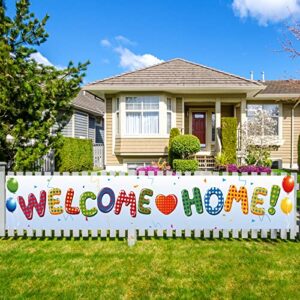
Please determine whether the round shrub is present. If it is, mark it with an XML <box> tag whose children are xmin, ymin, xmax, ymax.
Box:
<box><xmin>171</xmin><ymin>134</ymin><xmax>200</xmax><ymax>159</ymax></box>
<box><xmin>173</xmin><ymin>159</ymin><xmax>199</xmax><ymax>172</ymax></box>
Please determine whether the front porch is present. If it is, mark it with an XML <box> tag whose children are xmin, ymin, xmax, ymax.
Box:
<box><xmin>183</xmin><ymin>98</ymin><xmax>246</xmax><ymax>169</ymax></box>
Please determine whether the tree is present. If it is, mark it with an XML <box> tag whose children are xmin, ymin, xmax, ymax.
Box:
<box><xmin>240</xmin><ymin>108</ymin><xmax>278</xmax><ymax>166</ymax></box>
<box><xmin>282</xmin><ymin>22</ymin><xmax>300</xmax><ymax>58</ymax></box>
<box><xmin>0</xmin><ymin>0</ymin><xmax>88</xmax><ymax>170</ymax></box>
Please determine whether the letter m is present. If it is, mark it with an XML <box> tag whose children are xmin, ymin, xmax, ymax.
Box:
<box><xmin>18</xmin><ymin>191</ymin><xmax>47</xmax><ymax>220</ymax></box>
<box><xmin>224</xmin><ymin>185</ymin><xmax>248</xmax><ymax>214</ymax></box>
<box><xmin>114</xmin><ymin>190</ymin><xmax>136</xmax><ymax>217</ymax></box>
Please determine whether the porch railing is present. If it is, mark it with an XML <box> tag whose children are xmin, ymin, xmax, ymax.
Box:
<box><xmin>93</xmin><ymin>143</ymin><xmax>104</xmax><ymax>169</ymax></box>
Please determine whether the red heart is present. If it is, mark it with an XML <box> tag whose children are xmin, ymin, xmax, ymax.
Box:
<box><xmin>155</xmin><ymin>194</ymin><xmax>178</xmax><ymax>215</ymax></box>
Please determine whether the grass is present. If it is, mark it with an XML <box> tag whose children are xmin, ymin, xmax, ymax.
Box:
<box><xmin>0</xmin><ymin>238</ymin><xmax>300</xmax><ymax>299</ymax></box>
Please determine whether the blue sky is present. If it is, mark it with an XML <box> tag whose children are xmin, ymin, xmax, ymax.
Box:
<box><xmin>6</xmin><ymin>0</ymin><xmax>300</xmax><ymax>83</ymax></box>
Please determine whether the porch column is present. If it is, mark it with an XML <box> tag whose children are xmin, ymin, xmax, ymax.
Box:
<box><xmin>241</xmin><ymin>99</ymin><xmax>247</xmax><ymax>126</ymax></box>
<box><xmin>240</xmin><ymin>99</ymin><xmax>247</xmax><ymax>163</ymax></box>
<box><xmin>215</xmin><ymin>99</ymin><xmax>221</xmax><ymax>154</ymax></box>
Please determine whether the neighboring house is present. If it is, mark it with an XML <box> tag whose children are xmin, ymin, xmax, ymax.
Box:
<box><xmin>84</xmin><ymin>58</ymin><xmax>300</xmax><ymax>171</ymax></box>
<box><xmin>62</xmin><ymin>90</ymin><xmax>105</xmax><ymax>144</ymax></box>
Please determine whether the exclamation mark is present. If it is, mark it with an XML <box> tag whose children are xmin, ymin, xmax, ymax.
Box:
<box><xmin>268</xmin><ymin>185</ymin><xmax>280</xmax><ymax>215</ymax></box>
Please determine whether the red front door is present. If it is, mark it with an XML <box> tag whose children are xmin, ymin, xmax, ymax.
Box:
<box><xmin>192</xmin><ymin>112</ymin><xmax>206</xmax><ymax>145</ymax></box>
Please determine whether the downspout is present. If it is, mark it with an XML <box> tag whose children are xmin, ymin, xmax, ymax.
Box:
<box><xmin>291</xmin><ymin>99</ymin><xmax>300</xmax><ymax>169</ymax></box>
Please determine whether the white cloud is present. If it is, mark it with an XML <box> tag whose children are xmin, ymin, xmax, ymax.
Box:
<box><xmin>115</xmin><ymin>47</ymin><xmax>163</xmax><ymax>71</ymax></box>
<box><xmin>30</xmin><ymin>52</ymin><xmax>65</xmax><ymax>69</ymax></box>
<box><xmin>30</xmin><ymin>52</ymin><xmax>53</xmax><ymax>66</ymax></box>
<box><xmin>115</xmin><ymin>35</ymin><xmax>136</xmax><ymax>45</ymax></box>
<box><xmin>232</xmin><ymin>0</ymin><xmax>300</xmax><ymax>25</ymax></box>
<box><xmin>100</xmin><ymin>39</ymin><xmax>111</xmax><ymax>47</ymax></box>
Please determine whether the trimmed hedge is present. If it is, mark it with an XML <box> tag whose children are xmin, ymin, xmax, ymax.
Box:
<box><xmin>168</xmin><ymin>128</ymin><xmax>181</xmax><ymax>167</ymax></box>
<box><xmin>55</xmin><ymin>137</ymin><xmax>93</xmax><ymax>172</ymax></box>
<box><xmin>173</xmin><ymin>159</ymin><xmax>199</xmax><ymax>172</ymax></box>
<box><xmin>298</xmin><ymin>135</ymin><xmax>300</xmax><ymax>171</ymax></box>
<box><xmin>171</xmin><ymin>134</ymin><xmax>201</xmax><ymax>159</ymax></box>
<box><xmin>221</xmin><ymin>117</ymin><xmax>237</xmax><ymax>164</ymax></box>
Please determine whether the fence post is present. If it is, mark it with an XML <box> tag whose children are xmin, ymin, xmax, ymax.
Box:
<box><xmin>0</xmin><ymin>162</ymin><xmax>7</xmax><ymax>237</ymax></box>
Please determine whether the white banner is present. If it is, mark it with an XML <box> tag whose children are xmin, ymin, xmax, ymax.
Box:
<box><xmin>5</xmin><ymin>175</ymin><xmax>296</xmax><ymax>231</ymax></box>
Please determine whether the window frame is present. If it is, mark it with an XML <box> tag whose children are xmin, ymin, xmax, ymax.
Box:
<box><xmin>123</xmin><ymin>95</ymin><xmax>161</xmax><ymax>137</ymax></box>
<box><xmin>245</xmin><ymin>103</ymin><xmax>283</xmax><ymax>145</ymax></box>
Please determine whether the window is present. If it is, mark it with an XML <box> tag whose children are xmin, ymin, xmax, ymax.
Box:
<box><xmin>115</xmin><ymin>98</ymin><xmax>120</xmax><ymax>135</ymax></box>
<box><xmin>211</xmin><ymin>112</ymin><xmax>215</xmax><ymax>142</ymax></box>
<box><xmin>246</xmin><ymin>104</ymin><xmax>279</xmax><ymax>136</ymax></box>
<box><xmin>96</xmin><ymin>116</ymin><xmax>103</xmax><ymax>128</ymax></box>
<box><xmin>167</xmin><ymin>98</ymin><xmax>172</xmax><ymax>134</ymax></box>
<box><xmin>125</xmin><ymin>96</ymin><xmax>159</xmax><ymax>135</ymax></box>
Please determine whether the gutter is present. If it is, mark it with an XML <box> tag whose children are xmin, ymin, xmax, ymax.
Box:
<box><xmin>291</xmin><ymin>98</ymin><xmax>300</xmax><ymax>169</ymax></box>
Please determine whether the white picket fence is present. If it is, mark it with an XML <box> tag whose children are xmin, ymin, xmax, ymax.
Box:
<box><xmin>0</xmin><ymin>162</ymin><xmax>298</xmax><ymax>242</ymax></box>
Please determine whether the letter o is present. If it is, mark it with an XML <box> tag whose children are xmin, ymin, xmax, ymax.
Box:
<box><xmin>97</xmin><ymin>187</ymin><xmax>115</xmax><ymax>213</ymax></box>
<box><xmin>204</xmin><ymin>187</ymin><xmax>224</xmax><ymax>215</ymax></box>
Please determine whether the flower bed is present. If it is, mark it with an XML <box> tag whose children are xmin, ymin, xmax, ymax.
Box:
<box><xmin>226</xmin><ymin>164</ymin><xmax>271</xmax><ymax>174</ymax></box>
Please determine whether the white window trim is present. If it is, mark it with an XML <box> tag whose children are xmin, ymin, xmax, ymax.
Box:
<box><xmin>118</xmin><ymin>95</ymin><xmax>172</xmax><ymax>138</ymax></box>
<box><xmin>246</xmin><ymin>103</ymin><xmax>283</xmax><ymax>144</ymax></box>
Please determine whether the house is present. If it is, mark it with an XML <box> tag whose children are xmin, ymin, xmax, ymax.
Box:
<box><xmin>84</xmin><ymin>58</ymin><xmax>300</xmax><ymax>171</ymax></box>
<box><xmin>47</xmin><ymin>90</ymin><xmax>105</xmax><ymax>171</ymax></box>
<box><xmin>63</xmin><ymin>90</ymin><xmax>105</xmax><ymax>144</ymax></box>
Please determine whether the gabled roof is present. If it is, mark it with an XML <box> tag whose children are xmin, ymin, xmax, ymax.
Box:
<box><xmin>259</xmin><ymin>80</ymin><xmax>300</xmax><ymax>94</ymax></box>
<box><xmin>72</xmin><ymin>91</ymin><xmax>104</xmax><ymax>116</ymax></box>
<box><xmin>87</xmin><ymin>58</ymin><xmax>262</xmax><ymax>89</ymax></box>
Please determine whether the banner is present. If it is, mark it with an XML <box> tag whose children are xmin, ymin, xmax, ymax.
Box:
<box><xmin>5</xmin><ymin>175</ymin><xmax>296</xmax><ymax>231</ymax></box>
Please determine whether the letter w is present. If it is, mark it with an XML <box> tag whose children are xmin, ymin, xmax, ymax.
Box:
<box><xmin>224</xmin><ymin>185</ymin><xmax>248</xmax><ymax>214</ymax></box>
<box><xmin>18</xmin><ymin>191</ymin><xmax>47</xmax><ymax>220</ymax></box>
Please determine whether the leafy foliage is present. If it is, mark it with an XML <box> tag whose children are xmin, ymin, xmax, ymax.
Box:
<box><xmin>221</xmin><ymin>117</ymin><xmax>237</xmax><ymax>164</ymax></box>
<box><xmin>55</xmin><ymin>137</ymin><xmax>93</xmax><ymax>172</ymax></box>
<box><xmin>0</xmin><ymin>0</ymin><xmax>88</xmax><ymax>170</ymax></box>
<box><xmin>171</xmin><ymin>134</ymin><xmax>200</xmax><ymax>159</ymax></box>
<box><xmin>245</xmin><ymin>146</ymin><xmax>272</xmax><ymax>167</ymax></box>
<box><xmin>173</xmin><ymin>159</ymin><xmax>199</xmax><ymax>172</ymax></box>
<box><xmin>241</xmin><ymin>109</ymin><xmax>279</xmax><ymax>166</ymax></box>
<box><xmin>168</xmin><ymin>127</ymin><xmax>181</xmax><ymax>167</ymax></box>
<box><xmin>215</xmin><ymin>152</ymin><xmax>230</xmax><ymax>167</ymax></box>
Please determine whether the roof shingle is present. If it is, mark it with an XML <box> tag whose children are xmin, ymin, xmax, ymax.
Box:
<box><xmin>259</xmin><ymin>80</ymin><xmax>300</xmax><ymax>94</ymax></box>
<box><xmin>88</xmin><ymin>58</ymin><xmax>262</xmax><ymax>88</ymax></box>
<box><xmin>72</xmin><ymin>91</ymin><xmax>104</xmax><ymax>115</ymax></box>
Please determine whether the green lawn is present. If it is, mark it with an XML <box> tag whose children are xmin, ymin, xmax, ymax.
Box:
<box><xmin>0</xmin><ymin>238</ymin><xmax>299</xmax><ymax>299</ymax></box>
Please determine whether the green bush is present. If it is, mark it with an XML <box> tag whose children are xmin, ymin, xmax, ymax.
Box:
<box><xmin>298</xmin><ymin>135</ymin><xmax>300</xmax><ymax>171</ymax></box>
<box><xmin>245</xmin><ymin>146</ymin><xmax>272</xmax><ymax>167</ymax></box>
<box><xmin>221</xmin><ymin>117</ymin><xmax>237</xmax><ymax>164</ymax></box>
<box><xmin>168</xmin><ymin>128</ymin><xmax>181</xmax><ymax>167</ymax></box>
<box><xmin>171</xmin><ymin>134</ymin><xmax>201</xmax><ymax>159</ymax></box>
<box><xmin>55</xmin><ymin>137</ymin><xmax>93</xmax><ymax>172</ymax></box>
<box><xmin>173</xmin><ymin>159</ymin><xmax>199</xmax><ymax>172</ymax></box>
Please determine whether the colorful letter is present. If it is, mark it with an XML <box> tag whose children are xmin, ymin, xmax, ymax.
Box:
<box><xmin>204</xmin><ymin>187</ymin><xmax>224</xmax><ymax>215</ymax></box>
<box><xmin>251</xmin><ymin>187</ymin><xmax>267</xmax><ymax>215</ymax></box>
<box><xmin>181</xmin><ymin>188</ymin><xmax>203</xmax><ymax>216</ymax></box>
<box><xmin>138</xmin><ymin>188</ymin><xmax>153</xmax><ymax>215</ymax></box>
<box><xmin>114</xmin><ymin>190</ymin><xmax>136</xmax><ymax>217</ymax></box>
<box><xmin>48</xmin><ymin>188</ymin><xmax>63</xmax><ymax>215</ymax></box>
<box><xmin>80</xmin><ymin>191</ymin><xmax>98</xmax><ymax>217</ymax></box>
<box><xmin>97</xmin><ymin>187</ymin><xmax>115</xmax><ymax>213</ymax></box>
<box><xmin>18</xmin><ymin>191</ymin><xmax>46</xmax><ymax>220</ymax></box>
<box><xmin>65</xmin><ymin>188</ymin><xmax>80</xmax><ymax>215</ymax></box>
<box><xmin>224</xmin><ymin>185</ymin><xmax>248</xmax><ymax>214</ymax></box>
